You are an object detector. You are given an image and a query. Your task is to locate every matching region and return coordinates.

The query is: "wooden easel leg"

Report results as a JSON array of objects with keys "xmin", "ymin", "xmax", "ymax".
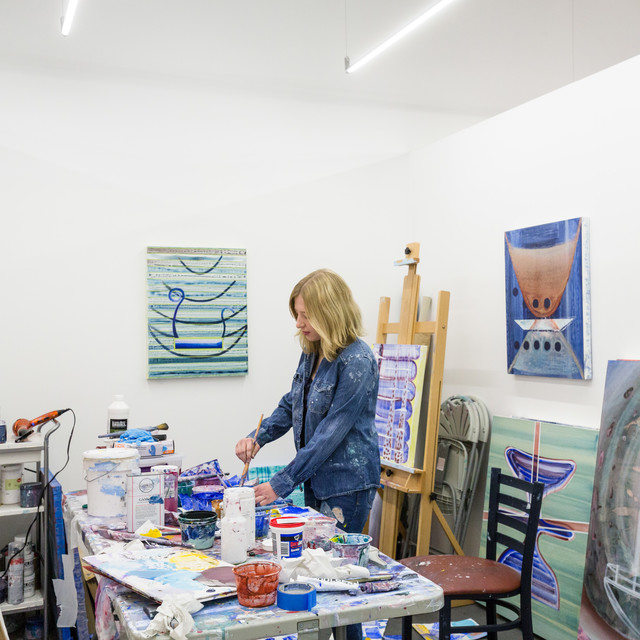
[{"xmin": 379, "ymin": 486, "xmax": 400, "ymax": 558}]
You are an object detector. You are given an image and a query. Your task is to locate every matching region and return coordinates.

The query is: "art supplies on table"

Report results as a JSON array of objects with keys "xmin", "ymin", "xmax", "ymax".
[{"xmin": 126, "ymin": 472, "xmax": 165, "ymax": 532}]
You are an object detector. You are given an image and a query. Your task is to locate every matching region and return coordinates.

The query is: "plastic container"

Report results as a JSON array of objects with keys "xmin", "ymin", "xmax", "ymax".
[
  {"xmin": 330, "ymin": 533, "xmax": 372, "ymax": 567},
  {"xmin": 83, "ymin": 449, "xmax": 140, "ymax": 517},
  {"xmin": 223, "ymin": 487, "xmax": 255, "ymax": 549},
  {"xmin": 221, "ymin": 514, "xmax": 248, "ymax": 564},
  {"xmin": 1, "ymin": 463, "xmax": 23, "ymax": 505},
  {"xmin": 150, "ymin": 465, "xmax": 179, "ymax": 514},
  {"xmin": 232, "ymin": 561, "xmax": 281, "ymax": 607},
  {"xmin": 108, "ymin": 395, "xmax": 129, "ymax": 433},
  {"xmin": 270, "ymin": 516, "xmax": 306, "ymax": 559},
  {"xmin": 7, "ymin": 541, "xmax": 24, "ymax": 605},
  {"xmin": 178, "ymin": 510, "xmax": 217, "ymax": 550},
  {"xmin": 20, "ymin": 482, "xmax": 42, "ymax": 508}
]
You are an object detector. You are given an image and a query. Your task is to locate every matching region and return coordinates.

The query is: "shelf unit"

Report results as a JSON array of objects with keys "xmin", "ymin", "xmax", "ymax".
[{"xmin": 0, "ymin": 440, "xmax": 50, "ymax": 631}]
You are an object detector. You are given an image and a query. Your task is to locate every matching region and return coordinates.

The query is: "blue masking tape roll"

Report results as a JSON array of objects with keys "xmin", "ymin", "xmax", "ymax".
[{"xmin": 276, "ymin": 583, "xmax": 317, "ymax": 611}]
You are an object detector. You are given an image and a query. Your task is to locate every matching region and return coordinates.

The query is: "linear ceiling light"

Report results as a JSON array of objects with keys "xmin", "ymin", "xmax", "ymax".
[
  {"xmin": 60, "ymin": 0, "xmax": 80, "ymax": 36},
  {"xmin": 345, "ymin": 0, "xmax": 458, "ymax": 74}
]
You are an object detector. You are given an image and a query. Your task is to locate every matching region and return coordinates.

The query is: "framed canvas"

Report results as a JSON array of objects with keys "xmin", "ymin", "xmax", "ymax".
[
  {"xmin": 147, "ymin": 247, "xmax": 247, "ymax": 379},
  {"xmin": 504, "ymin": 217, "xmax": 591, "ymax": 379},
  {"xmin": 579, "ymin": 360, "xmax": 640, "ymax": 640},
  {"xmin": 372, "ymin": 344, "xmax": 428, "ymax": 470},
  {"xmin": 484, "ymin": 416, "xmax": 597, "ymax": 639}
]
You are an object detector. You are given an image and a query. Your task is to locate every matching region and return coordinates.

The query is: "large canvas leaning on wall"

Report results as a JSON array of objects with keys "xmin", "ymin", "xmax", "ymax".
[
  {"xmin": 485, "ymin": 416, "xmax": 597, "ymax": 640},
  {"xmin": 372, "ymin": 344, "xmax": 428, "ymax": 470},
  {"xmin": 147, "ymin": 247, "xmax": 248, "ymax": 378},
  {"xmin": 578, "ymin": 360, "xmax": 640, "ymax": 640},
  {"xmin": 504, "ymin": 217, "xmax": 591, "ymax": 379}
]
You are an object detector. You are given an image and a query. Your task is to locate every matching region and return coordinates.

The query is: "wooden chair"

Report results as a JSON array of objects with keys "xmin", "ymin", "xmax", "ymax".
[{"xmin": 401, "ymin": 466, "xmax": 544, "ymax": 640}]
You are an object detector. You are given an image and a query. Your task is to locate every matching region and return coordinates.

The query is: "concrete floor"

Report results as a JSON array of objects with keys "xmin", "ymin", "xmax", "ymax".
[{"xmin": 383, "ymin": 602, "xmax": 544, "ymax": 639}]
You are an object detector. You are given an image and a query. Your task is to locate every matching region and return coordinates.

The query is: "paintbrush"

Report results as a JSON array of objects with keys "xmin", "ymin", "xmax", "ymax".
[
  {"xmin": 240, "ymin": 414, "xmax": 263, "ymax": 486},
  {"xmin": 98, "ymin": 423, "xmax": 169, "ymax": 438}
]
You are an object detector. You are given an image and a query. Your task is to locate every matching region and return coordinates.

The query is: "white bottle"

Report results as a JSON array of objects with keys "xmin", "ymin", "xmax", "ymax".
[
  {"xmin": 108, "ymin": 395, "xmax": 129, "ymax": 433},
  {"xmin": 220, "ymin": 514, "xmax": 248, "ymax": 564}
]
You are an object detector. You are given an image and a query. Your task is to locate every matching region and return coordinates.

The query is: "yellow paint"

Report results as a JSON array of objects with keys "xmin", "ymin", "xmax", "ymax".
[{"xmin": 168, "ymin": 552, "xmax": 220, "ymax": 571}]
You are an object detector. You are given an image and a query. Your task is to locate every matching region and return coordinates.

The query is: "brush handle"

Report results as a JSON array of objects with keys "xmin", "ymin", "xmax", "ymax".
[{"xmin": 240, "ymin": 414, "xmax": 263, "ymax": 485}]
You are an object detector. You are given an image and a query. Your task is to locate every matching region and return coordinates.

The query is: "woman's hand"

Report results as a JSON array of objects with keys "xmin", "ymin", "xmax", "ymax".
[
  {"xmin": 235, "ymin": 437, "xmax": 260, "ymax": 463},
  {"xmin": 254, "ymin": 482, "xmax": 278, "ymax": 506}
]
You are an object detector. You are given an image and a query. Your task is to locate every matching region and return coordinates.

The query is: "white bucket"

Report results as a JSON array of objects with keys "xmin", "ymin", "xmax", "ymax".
[
  {"xmin": 83, "ymin": 449, "xmax": 139, "ymax": 518},
  {"xmin": 1, "ymin": 464, "xmax": 23, "ymax": 505}
]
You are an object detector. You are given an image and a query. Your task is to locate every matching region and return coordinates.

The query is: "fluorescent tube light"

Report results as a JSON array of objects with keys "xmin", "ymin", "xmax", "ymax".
[
  {"xmin": 345, "ymin": 0, "xmax": 458, "ymax": 74},
  {"xmin": 61, "ymin": 0, "xmax": 80, "ymax": 36}
]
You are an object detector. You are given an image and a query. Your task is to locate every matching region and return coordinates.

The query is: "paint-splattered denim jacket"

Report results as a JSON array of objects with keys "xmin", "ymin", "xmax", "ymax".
[{"xmin": 254, "ymin": 338, "xmax": 381, "ymax": 501}]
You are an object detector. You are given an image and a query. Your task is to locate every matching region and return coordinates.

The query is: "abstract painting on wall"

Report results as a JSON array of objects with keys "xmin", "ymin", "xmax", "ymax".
[
  {"xmin": 578, "ymin": 360, "xmax": 640, "ymax": 640},
  {"xmin": 373, "ymin": 343, "xmax": 428, "ymax": 469},
  {"xmin": 484, "ymin": 416, "xmax": 597, "ymax": 640},
  {"xmin": 147, "ymin": 247, "xmax": 247, "ymax": 379},
  {"xmin": 504, "ymin": 217, "xmax": 591, "ymax": 379}
]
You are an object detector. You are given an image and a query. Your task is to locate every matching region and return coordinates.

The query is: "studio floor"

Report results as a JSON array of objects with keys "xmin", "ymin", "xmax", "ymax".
[{"xmin": 383, "ymin": 602, "xmax": 544, "ymax": 640}]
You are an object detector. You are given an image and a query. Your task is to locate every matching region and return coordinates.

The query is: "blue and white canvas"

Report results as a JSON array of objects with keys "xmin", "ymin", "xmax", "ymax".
[
  {"xmin": 147, "ymin": 247, "xmax": 247, "ymax": 378},
  {"xmin": 504, "ymin": 218, "xmax": 591, "ymax": 379}
]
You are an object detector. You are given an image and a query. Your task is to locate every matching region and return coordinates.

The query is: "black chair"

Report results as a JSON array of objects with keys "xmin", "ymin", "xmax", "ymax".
[{"xmin": 401, "ymin": 466, "xmax": 544, "ymax": 640}]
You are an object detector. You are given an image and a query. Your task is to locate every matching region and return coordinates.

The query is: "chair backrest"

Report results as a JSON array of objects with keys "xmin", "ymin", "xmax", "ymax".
[{"xmin": 485, "ymin": 466, "xmax": 544, "ymax": 586}]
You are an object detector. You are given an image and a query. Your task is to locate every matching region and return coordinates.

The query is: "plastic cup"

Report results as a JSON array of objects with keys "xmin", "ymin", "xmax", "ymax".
[{"xmin": 232, "ymin": 561, "xmax": 281, "ymax": 607}]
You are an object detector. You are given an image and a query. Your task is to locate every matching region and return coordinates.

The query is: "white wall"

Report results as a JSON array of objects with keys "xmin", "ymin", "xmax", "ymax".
[{"xmin": 3, "ymin": 52, "xmax": 640, "ymax": 540}]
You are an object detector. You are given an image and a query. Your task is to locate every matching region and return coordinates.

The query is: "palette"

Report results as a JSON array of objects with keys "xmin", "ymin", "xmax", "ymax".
[{"xmin": 82, "ymin": 547, "xmax": 237, "ymax": 603}]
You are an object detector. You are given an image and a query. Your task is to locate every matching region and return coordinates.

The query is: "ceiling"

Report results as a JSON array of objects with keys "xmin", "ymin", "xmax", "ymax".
[{"xmin": 1, "ymin": 1, "xmax": 640, "ymax": 209}]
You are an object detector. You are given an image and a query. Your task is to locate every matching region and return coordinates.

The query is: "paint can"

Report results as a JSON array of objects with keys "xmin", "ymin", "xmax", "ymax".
[
  {"xmin": 270, "ymin": 516, "xmax": 306, "ymax": 559},
  {"xmin": 83, "ymin": 449, "xmax": 140, "ymax": 518},
  {"xmin": 24, "ymin": 615, "xmax": 43, "ymax": 640},
  {"xmin": 303, "ymin": 515, "xmax": 337, "ymax": 551},
  {"xmin": 232, "ymin": 561, "xmax": 281, "ymax": 607},
  {"xmin": 7, "ymin": 541, "xmax": 24, "ymax": 605},
  {"xmin": 22, "ymin": 541, "xmax": 34, "ymax": 577},
  {"xmin": 1, "ymin": 463, "xmax": 23, "ymax": 505},
  {"xmin": 330, "ymin": 533, "xmax": 372, "ymax": 567},
  {"xmin": 0, "ymin": 420, "xmax": 6, "ymax": 444},
  {"xmin": 178, "ymin": 510, "xmax": 217, "ymax": 550},
  {"xmin": 223, "ymin": 487, "xmax": 255, "ymax": 549},
  {"xmin": 20, "ymin": 482, "xmax": 42, "ymax": 508},
  {"xmin": 150, "ymin": 464, "xmax": 179, "ymax": 514}
]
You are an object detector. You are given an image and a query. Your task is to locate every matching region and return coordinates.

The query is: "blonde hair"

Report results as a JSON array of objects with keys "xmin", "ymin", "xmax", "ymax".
[{"xmin": 289, "ymin": 269, "xmax": 364, "ymax": 361}]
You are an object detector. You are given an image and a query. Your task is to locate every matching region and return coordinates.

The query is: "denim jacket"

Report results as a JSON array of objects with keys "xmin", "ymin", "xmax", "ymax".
[{"xmin": 253, "ymin": 338, "xmax": 381, "ymax": 501}]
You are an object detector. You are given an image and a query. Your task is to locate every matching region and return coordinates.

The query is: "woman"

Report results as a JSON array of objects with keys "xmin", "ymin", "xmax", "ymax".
[{"xmin": 235, "ymin": 268, "xmax": 380, "ymax": 534}]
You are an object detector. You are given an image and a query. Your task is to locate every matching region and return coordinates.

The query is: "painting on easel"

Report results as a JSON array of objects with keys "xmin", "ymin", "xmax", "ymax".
[
  {"xmin": 504, "ymin": 217, "xmax": 591, "ymax": 379},
  {"xmin": 484, "ymin": 416, "xmax": 597, "ymax": 640},
  {"xmin": 579, "ymin": 360, "xmax": 640, "ymax": 640},
  {"xmin": 373, "ymin": 343, "xmax": 428, "ymax": 469},
  {"xmin": 147, "ymin": 247, "xmax": 248, "ymax": 379}
]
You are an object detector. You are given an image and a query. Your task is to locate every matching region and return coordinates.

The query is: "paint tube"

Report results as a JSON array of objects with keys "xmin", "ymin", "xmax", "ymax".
[{"xmin": 296, "ymin": 575, "xmax": 358, "ymax": 594}]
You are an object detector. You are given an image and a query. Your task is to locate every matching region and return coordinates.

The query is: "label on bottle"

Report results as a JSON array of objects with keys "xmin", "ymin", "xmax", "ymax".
[{"xmin": 109, "ymin": 418, "xmax": 128, "ymax": 433}]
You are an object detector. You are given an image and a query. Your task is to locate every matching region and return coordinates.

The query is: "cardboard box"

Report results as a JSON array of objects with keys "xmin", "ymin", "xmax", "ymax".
[
  {"xmin": 126, "ymin": 473, "xmax": 165, "ymax": 532},
  {"xmin": 115, "ymin": 440, "xmax": 175, "ymax": 457}
]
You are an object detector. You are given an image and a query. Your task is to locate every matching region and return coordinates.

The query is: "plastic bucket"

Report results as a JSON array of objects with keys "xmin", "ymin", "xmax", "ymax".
[
  {"xmin": 303, "ymin": 515, "xmax": 337, "ymax": 551},
  {"xmin": 270, "ymin": 516, "xmax": 306, "ymax": 559},
  {"xmin": 330, "ymin": 533, "xmax": 372, "ymax": 567},
  {"xmin": 83, "ymin": 449, "xmax": 139, "ymax": 518},
  {"xmin": 178, "ymin": 510, "xmax": 217, "ymax": 550},
  {"xmin": 232, "ymin": 561, "xmax": 281, "ymax": 607},
  {"xmin": 1, "ymin": 464, "xmax": 23, "ymax": 505}
]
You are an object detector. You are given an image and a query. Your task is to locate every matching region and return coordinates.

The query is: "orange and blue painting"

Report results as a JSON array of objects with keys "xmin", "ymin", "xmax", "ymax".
[
  {"xmin": 504, "ymin": 217, "xmax": 591, "ymax": 379},
  {"xmin": 484, "ymin": 416, "xmax": 597, "ymax": 640},
  {"xmin": 579, "ymin": 360, "xmax": 640, "ymax": 640},
  {"xmin": 147, "ymin": 247, "xmax": 247, "ymax": 378}
]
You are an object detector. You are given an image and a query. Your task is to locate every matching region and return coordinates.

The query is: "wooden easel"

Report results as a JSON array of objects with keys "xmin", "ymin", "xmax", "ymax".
[{"xmin": 376, "ymin": 243, "xmax": 461, "ymax": 558}]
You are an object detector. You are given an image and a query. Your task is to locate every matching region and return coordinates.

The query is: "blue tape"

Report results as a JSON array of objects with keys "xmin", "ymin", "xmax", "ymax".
[{"xmin": 276, "ymin": 583, "xmax": 317, "ymax": 611}]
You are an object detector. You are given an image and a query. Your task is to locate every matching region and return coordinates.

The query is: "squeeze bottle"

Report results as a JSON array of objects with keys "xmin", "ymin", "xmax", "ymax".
[{"xmin": 108, "ymin": 395, "xmax": 129, "ymax": 433}]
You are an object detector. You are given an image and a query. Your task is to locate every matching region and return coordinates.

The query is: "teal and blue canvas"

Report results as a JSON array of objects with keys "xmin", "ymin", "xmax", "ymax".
[
  {"xmin": 147, "ymin": 247, "xmax": 247, "ymax": 378},
  {"xmin": 504, "ymin": 217, "xmax": 591, "ymax": 379},
  {"xmin": 484, "ymin": 416, "xmax": 597, "ymax": 640},
  {"xmin": 579, "ymin": 360, "xmax": 640, "ymax": 640}
]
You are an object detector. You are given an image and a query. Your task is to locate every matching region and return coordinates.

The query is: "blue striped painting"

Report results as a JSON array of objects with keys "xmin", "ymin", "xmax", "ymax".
[
  {"xmin": 147, "ymin": 247, "xmax": 247, "ymax": 378},
  {"xmin": 505, "ymin": 217, "xmax": 591, "ymax": 379}
]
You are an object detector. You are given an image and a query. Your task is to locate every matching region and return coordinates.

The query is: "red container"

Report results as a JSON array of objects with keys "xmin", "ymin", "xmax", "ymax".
[{"xmin": 232, "ymin": 561, "xmax": 281, "ymax": 607}]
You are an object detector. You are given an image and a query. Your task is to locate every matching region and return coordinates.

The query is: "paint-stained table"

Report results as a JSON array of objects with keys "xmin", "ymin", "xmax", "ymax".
[{"xmin": 63, "ymin": 491, "xmax": 443, "ymax": 640}]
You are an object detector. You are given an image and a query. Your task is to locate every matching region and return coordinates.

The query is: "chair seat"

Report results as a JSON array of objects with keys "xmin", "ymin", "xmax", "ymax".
[{"xmin": 401, "ymin": 555, "xmax": 522, "ymax": 597}]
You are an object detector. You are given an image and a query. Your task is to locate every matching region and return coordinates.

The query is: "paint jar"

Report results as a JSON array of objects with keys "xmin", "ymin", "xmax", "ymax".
[
  {"xmin": 1, "ymin": 463, "xmax": 23, "ymax": 505},
  {"xmin": 20, "ymin": 482, "xmax": 42, "ymax": 508},
  {"xmin": 221, "ymin": 514, "xmax": 248, "ymax": 564},
  {"xmin": 223, "ymin": 486, "xmax": 255, "ymax": 549},
  {"xmin": 330, "ymin": 533, "xmax": 372, "ymax": 567},
  {"xmin": 232, "ymin": 561, "xmax": 281, "ymax": 607},
  {"xmin": 25, "ymin": 615, "xmax": 43, "ymax": 640},
  {"xmin": 7, "ymin": 541, "xmax": 24, "ymax": 605},
  {"xmin": 83, "ymin": 448, "xmax": 140, "ymax": 518},
  {"xmin": 270, "ymin": 516, "xmax": 306, "ymax": 559},
  {"xmin": 0, "ymin": 420, "xmax": 6, "ymax": 444},
  {"xmin": 150, "ymin": 465, "xmax": 180, "ymax": 515},
  {"xmin": 303, "ymin": 516, "xmax": 337, "ymax": 551},
  {"xmin": 0, "ymin": 576, "xmax": 7, "ymax": 603},
  {"xmin": 178, "ymin": 510, "xmax": 217, "ymax": 550},
  {"xmin": 22, "ymin": 541, "xmax": 34, "ymax": 578},
  {"xmin": 255, "ymin": 511, "xmax": 271, "ymax": 538}
]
